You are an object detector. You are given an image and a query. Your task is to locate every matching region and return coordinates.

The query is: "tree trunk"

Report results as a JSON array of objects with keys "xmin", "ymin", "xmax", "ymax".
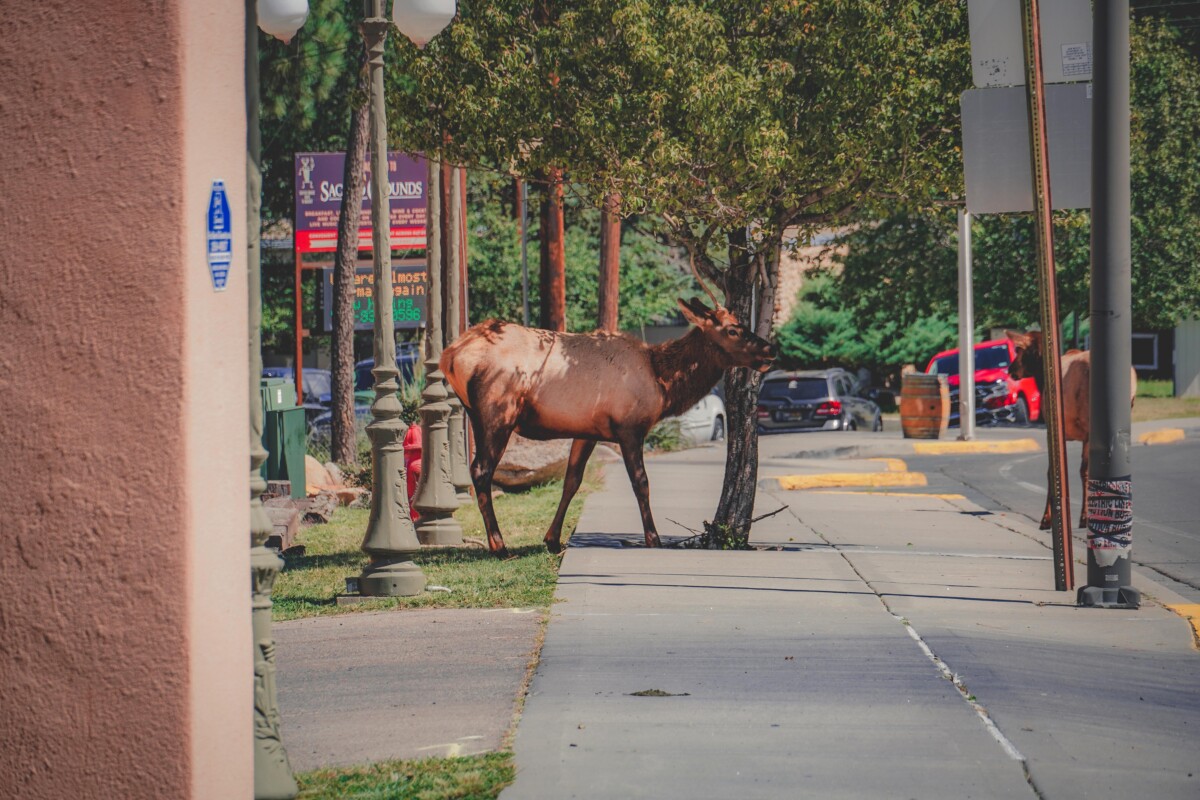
[
  {"xmin": 539, "ymin": 167, "xmax": 567, "ymax": 331},
  {"xmin": 598, "ymin": 192, "xmax": 621, "ymax": 332},
  {"xmin": 711, "ymin": 229, "xmax": 781, "ymax": 546},
  {"xmin": 330, "ymin": 52, "xmax": 369, "ymax": 467}
]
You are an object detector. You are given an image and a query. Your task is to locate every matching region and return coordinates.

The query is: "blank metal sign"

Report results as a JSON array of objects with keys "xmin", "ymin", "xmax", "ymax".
[{"xmin": 961, "ymin": 82, "xmax": 1092, "ymax": 214}]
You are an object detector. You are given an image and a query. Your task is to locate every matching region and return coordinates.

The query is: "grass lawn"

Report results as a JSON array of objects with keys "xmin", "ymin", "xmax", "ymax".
[
  {"xmin": 273, "ymin": 467, "xmax": 602, "ymax": 622},
  {"xmin": 278, "ymin": 468, "xmax": 601, "ymax": 799},
  {"xmin": 296, "ymin": 753, "xmax": 514, "ymax": 800}
]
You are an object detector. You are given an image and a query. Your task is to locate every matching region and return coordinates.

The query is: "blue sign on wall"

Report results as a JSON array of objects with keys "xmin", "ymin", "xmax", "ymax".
[{"xmin": 207, "ymin": 180, "xmax": 232, "ymax": 291}]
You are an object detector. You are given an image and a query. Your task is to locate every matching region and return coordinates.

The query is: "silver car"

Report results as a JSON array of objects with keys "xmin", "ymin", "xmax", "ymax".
[{"xmin": 756, "ymin": 368, "xmax": 883, "ymax": 433}]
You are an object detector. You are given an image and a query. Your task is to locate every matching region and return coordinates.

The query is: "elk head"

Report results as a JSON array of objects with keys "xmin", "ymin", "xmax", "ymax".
[
  {"xmin": 678, "ymin": 297, "xmax": 776, "ymax": 372},
  {"xmin": 1006, "ymin": 329, "xmax": 1044, "ymax": 384}
]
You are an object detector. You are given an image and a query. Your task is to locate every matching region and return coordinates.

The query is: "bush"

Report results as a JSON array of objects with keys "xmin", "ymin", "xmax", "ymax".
[{"xmin": 644, "ymin": 418, "xmax": 685, "ymax": 452}]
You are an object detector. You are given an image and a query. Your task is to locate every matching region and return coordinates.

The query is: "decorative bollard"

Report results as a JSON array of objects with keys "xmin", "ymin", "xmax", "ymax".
[{"xmin": 413, "ymin": 359, "xmax": 465, "ymax": 546}]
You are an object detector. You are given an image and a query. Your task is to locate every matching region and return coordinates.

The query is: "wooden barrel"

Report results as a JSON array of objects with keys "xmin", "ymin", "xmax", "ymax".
[{"xmin": 900, "ymin": 373, "xmax": 949, "ymax": 439}]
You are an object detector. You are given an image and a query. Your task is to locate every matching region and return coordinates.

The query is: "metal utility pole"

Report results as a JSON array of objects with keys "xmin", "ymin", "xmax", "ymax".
[
  {"xmin": 1079, "ymin": 0, "xmax": 1138, "ymax": 609},
  {"xmin": 1022, "ymin": 0, "xmax": 1074, "ymax": 591},
  {"xmin": 957, "ymin": 208, "xmax": 976, "ymax": 441}
]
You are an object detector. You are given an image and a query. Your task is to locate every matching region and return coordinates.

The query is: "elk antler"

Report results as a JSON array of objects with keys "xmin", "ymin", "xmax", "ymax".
[{"xmin": 688, "ymin": 251, "xmax": 721, "ymax": 309}]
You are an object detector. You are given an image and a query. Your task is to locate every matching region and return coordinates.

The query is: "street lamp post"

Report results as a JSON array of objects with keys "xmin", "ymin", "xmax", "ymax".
[
  {"xmin": 386, "ymin": 0, "xmax": 463, "ymax": 541},
  {"xmin": 248, "ymin": 1, "xmax": 308, "ymax": 797},
  {"xmin": 353, "ymin": 0, "xmax": 426, "ymax": 597}
]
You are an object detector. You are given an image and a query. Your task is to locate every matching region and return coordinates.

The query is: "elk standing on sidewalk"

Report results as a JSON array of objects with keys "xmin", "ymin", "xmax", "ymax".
[{"xmin": 442, "ymin": 298, "xmax": 776, "ymax": 557}]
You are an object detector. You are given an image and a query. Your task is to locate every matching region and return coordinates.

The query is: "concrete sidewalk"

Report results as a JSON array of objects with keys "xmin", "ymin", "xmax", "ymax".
[{"xmin": 502, "ymin": 441, "xmax": 1200, "ymax": 799}]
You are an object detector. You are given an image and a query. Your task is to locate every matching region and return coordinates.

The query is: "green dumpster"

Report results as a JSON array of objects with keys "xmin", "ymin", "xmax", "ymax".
[{"xmin": 260, "ymin": 377, "xmax": 306, "ymax": 499}]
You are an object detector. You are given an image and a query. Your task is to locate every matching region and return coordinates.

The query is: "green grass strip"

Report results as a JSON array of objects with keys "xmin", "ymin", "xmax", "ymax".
[{"xmin": 296, "ymin": 752, "xmax": 514, "ymax": 800}]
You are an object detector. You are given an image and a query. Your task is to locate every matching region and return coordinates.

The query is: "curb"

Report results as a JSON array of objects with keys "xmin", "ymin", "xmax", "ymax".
[
  {"xmin": 769, "ymin": 471, "xmax": 928, "ymax": 491},
  {"xmin": 909, "ymin": 438, "xmax": 1041, "ymax": 455},
  {"xmin": 1137, "ymin": 428, "xmax": 1185, "ymax": 446}
]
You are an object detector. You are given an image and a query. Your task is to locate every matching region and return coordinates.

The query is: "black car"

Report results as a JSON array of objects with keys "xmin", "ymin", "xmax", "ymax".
[{"xmin": 756, "ymin": 368, "xmax": 883, "ymax": 433}]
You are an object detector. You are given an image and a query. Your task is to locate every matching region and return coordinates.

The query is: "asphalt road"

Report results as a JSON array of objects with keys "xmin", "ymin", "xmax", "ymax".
[{"xmin": 907, "ymin": 432, "xmax": 1200, "ymax": 604}]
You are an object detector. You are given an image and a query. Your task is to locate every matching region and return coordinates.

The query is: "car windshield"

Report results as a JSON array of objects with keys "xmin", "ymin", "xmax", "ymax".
[
  {"xmin": 929, "ymin": 344, "xmax": 1011, "ymax": 375},
  {"xmin": 761, "ymin": 378, "xmax": 828, "ymax": 402},
  {"xmin": 355, "ymin": 359, "xmax": 416, "ymax": 391},
  {"xmin": 303, "ymin": 372, "xmax": 331, "ymax": 397}
]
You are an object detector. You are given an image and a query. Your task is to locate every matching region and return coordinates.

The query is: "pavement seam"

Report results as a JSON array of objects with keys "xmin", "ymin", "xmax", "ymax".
[{"xmin": 766, "ymin": 486, "xmax": 1047, "ymax": 799}]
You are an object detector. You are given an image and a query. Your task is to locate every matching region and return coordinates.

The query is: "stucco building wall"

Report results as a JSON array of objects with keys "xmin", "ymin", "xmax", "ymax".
[{"xmin": 0, "ymin": 2, "xmax": 253, "ymax": 797}]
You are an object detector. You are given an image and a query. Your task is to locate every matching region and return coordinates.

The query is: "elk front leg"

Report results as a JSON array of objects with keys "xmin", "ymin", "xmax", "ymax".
[
  {"xmin": 469, "ymin": 418, "xmax": 515, "ymax": 558},
  {"xmin": 618, "ymin": 435, "xmax": 661, "ymax": 548},
  {"xmin": 544, "ymin": 438, "xmax": 596, "ymax": 554}
]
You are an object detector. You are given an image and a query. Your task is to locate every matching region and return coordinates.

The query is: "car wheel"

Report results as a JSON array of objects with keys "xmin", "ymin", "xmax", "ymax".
[
  {"xmin": 872, "ymin": 414, "xmax": 883, "ymax": 432},
  {"xmin": 1012, "ymin": 397, "xmax": 1029, "ymax": 426},
  {"xmin": 711, "ymin": 415, "xmax": 725, "ymax": 442},
  {"xmin": 844, "ymin": 416, "xmax": 857, "ymax": 432}
]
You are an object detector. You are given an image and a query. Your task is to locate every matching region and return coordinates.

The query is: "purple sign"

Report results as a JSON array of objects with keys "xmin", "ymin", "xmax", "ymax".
[{"xmin": 294, "ymin": 152, "xmax": 427, "ymax": 254}]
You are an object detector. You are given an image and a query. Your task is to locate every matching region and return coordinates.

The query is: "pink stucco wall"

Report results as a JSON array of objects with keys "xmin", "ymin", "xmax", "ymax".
[{"xmin": 0, "ymin": 2, "xmax": 253, "ymax": 797}]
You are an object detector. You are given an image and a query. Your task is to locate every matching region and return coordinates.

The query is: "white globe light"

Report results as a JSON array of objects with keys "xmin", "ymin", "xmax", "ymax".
[
  {"xmin": 392, "ymin": 0, "xmax": 456, "ymax": 49},
  {"xmin": 257, "ymin": 0, "xmax": 310, "ymax": 44}
]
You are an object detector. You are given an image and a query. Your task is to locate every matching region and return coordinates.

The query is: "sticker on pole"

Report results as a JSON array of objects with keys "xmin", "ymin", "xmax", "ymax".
[
  {"xmin": 1086, "ymin": 477, "xmax": 1133, "ymax": 557},
  {"xmin": 206, "ymin": 180, "xmax": 233, "ymax": 291}
]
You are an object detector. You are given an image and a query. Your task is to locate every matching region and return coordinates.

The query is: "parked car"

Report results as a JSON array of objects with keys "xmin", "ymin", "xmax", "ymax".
[
  {"xmin": 924, "ymin": 339, "xmax": 1041, "ymax": 426},
  {"xmin": 672, "ymin": 388, "xmax": 726, "ymax": 444},
  {"xmin": 756, "ymin": 368, "xmax": 883, "ymax": 433}
]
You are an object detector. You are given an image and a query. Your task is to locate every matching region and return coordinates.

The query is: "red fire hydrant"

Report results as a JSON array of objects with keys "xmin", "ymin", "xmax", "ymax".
[{"xmin": 403, "ymin": 424, "xmax": 422, "ymax": 522}]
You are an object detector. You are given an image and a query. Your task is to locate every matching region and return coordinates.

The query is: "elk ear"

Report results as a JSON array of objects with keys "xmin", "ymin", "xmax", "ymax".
[
  {"xmin": 677, "ymin": 297, "xmax": 711, "ymax": 327},
  {"xmin": 1006, "ymin": 329, "xmax": 1030, "ymax": 348}
]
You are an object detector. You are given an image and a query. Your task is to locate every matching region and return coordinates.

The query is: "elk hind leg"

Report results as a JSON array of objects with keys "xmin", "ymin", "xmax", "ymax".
[
  {"xmin": 468, "ymin": 416, "xmax": 516, "ymax": 558},
  {"xmin": 618, "ymin": 434, "xmax": 661, "ymax": 548},
  {"xmin": 544, "ymin": 438, "xmax": 596, "ymax": 554}
]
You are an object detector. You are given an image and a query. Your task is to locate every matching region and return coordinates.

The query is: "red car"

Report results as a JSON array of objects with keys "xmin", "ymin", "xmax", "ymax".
[{"xmin": 924, "ymin": 339, "xmax": 1041, "ymax": 425}]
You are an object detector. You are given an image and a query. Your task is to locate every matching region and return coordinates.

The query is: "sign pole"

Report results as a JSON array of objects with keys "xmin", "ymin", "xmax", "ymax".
[
  {"xmin": 1078, "ymin": 0, "xmax": 1138, "ymax": 609},
  {"xmin": 957, "ymin": 208, "xmax": 976, "ymax": 441},
  {"xmin": 1022, "ymin": 0, "xmax": 1074, "ymax": 591}
]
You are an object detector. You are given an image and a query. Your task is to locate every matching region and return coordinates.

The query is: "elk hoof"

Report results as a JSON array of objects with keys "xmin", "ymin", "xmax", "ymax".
[
  {"xmin": 1039, "ymin": 517, "xmax": 1052, "ymax": 531},
  {"xmin": 545, "ymin": 539, "xmax": 562, "ymax": 554},
  {"xmin": 492, "ymin": 547, "xmax": 511, "ymax": 560}
]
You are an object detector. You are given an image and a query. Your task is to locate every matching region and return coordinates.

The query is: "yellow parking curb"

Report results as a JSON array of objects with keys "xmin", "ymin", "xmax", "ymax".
[
  {"xmin": 1165, "ymin": 604, "xmax": 1200, "ymax": 649},
  {"xmin": 910, "ymin": 438, "xmax": 1041, "ymax": 455},
  {"xmin": 776, "ymin": 472, "xmax": 928, "ymax": 490},
  {"xmin": 811, "ymin": 490, "xmax": 965, "ymax": 500},
  {"xmin": 1138, "ymin": 428, "xmax": 1185, "ymax": 446},
  {"xmin": 869, "ymin": 458, "xmax": 909, "ymax": 472}
]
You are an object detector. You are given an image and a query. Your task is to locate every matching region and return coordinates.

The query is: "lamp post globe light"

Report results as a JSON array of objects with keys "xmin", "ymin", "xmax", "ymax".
[
  {"xmin": 392, "ymin": 0, "xmax": 457, "ymax": 49},
  {"xmin": 248, "ymin": 2, "xmax": 307, "ymax": 797},
  {"xmin": 257, "ymin": 0, "xmax": 309, "ymax": 43}
]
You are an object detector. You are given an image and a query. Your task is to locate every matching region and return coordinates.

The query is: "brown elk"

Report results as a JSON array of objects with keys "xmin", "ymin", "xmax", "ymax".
[
  {"xmin": 440, "ymin": 298, "xmax": 776, "ymax": 557},
  {"xmin": 1006, "ymin": 330, "xmax": 1136, "ymax": 530}
]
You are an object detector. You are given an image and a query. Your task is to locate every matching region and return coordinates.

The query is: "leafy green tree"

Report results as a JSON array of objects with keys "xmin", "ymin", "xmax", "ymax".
[
  {"xmin": 465, "ymin": 172, "xmax": 690, "ymax": 331},
  {"xmin": 792, "ymin": 16, "xmax": 1200, "ymax": 363}
]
